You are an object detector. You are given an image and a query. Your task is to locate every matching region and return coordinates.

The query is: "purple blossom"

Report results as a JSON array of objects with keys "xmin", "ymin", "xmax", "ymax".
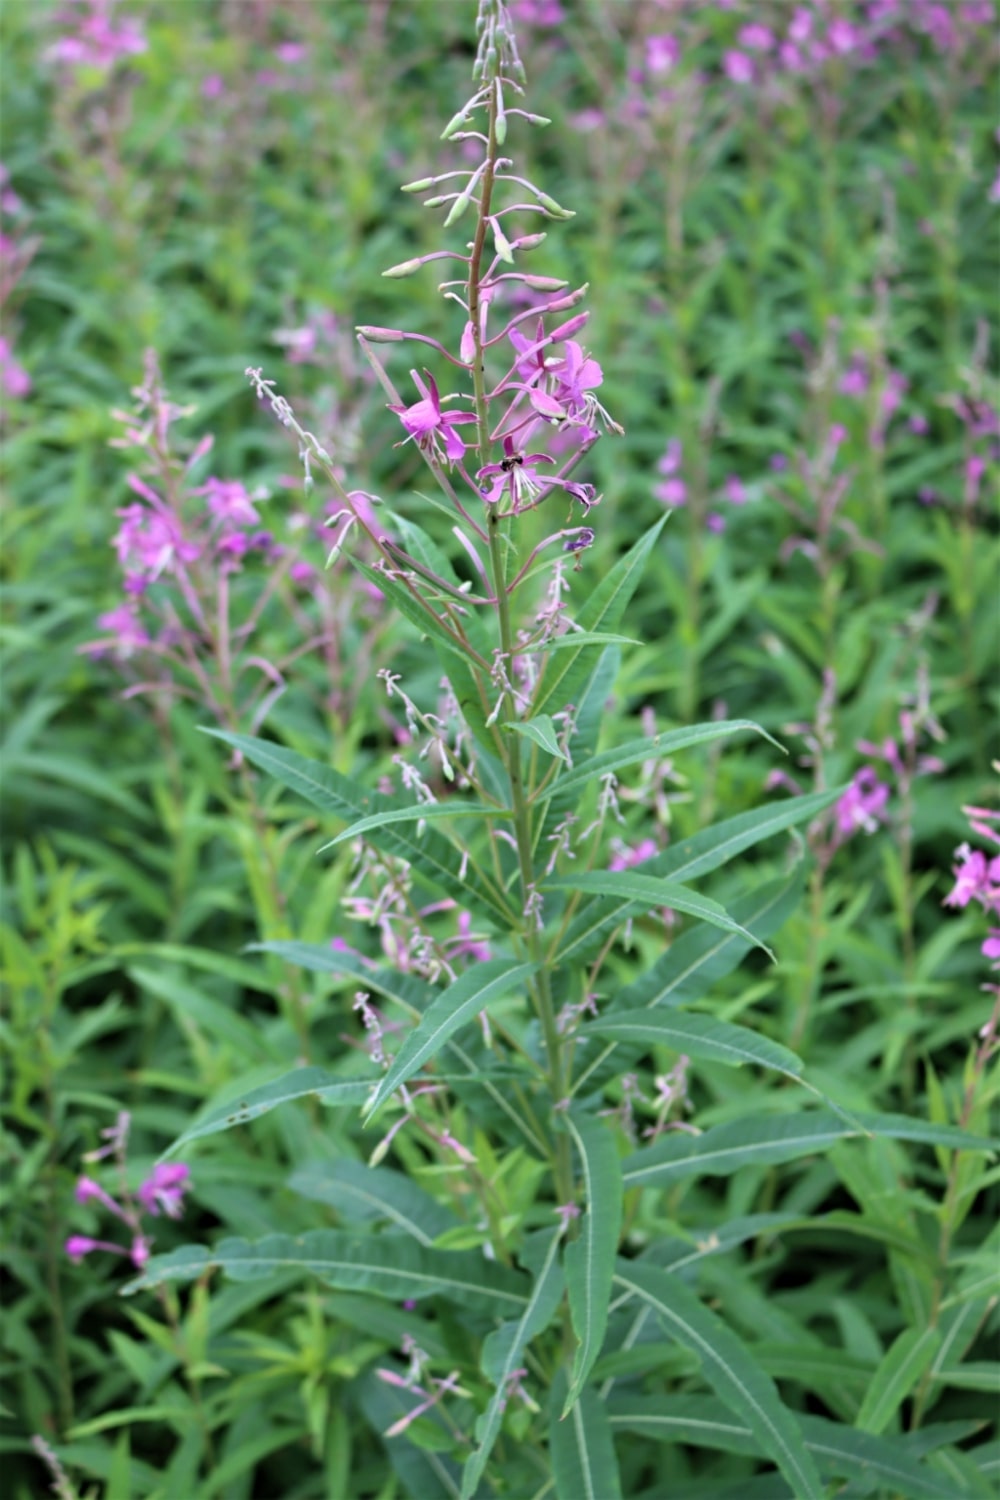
[
  {"xmin": 45, "ymin": 0, "xmax": 147, "ymax": 73},
  {"xmin": 113, "ymin": 500, "xmax": 200, "ymax": 583},
  {"xmin": 738, "ymin": 23, "xmax": 775, "ymax": 51},
  {"xmin": 724, "ymin": 475, "xmax": 748, "ymax": 506},
  {"xmin": 834, "ymin": 768, "xmax": 890, "ymax": 839},
  {"xmin": 137, "ymin": 1162, "xmax": 191, "ymax": 1218},
  {"xmin": 944, "ymin": 848, "xmax": 1000, "ymax": 911},
  {"xmin": 723, "ymin": 50, "xmax": 755, "ymax": 84},
  {"xmin": 549, "ymin": 341, "xmax": 603, "ymax": 418},
  {"xmin": 646, "ymin": 34, "xmax": 681, "ymax": 74},
  {"xmin": 389, "ymin": 368, "xmax": 477, "ymax": 464},
  {"xmin": 609, "ymin": 837, "xmax": 658, "ymax": 872},
  {"xmin": 0, "ymin": 336, "xmax": 30, "ymax": 398},
  {"xmin": 195, "ymin": 477, "xmax": 261, "ymax": 529},
  {"xmin": 476, "ymin": 433, "xmax": 554, "ymax": 505},
  {"xmin": 80, "ymin": 603, "xmax": 150, "ymax": 660}
]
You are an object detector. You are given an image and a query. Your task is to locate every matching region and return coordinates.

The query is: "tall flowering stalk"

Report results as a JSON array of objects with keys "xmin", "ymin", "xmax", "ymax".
[{"xmin": 116, "ymin": 6, "xmax": 995, "ymax": 1494}]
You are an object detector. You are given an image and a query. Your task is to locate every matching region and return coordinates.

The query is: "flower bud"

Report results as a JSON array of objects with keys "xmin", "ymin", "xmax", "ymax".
[
  {"xmin": 441, "ymin": 109, "xmax": 471, "ymax": 139},
  {"xmin": 400, "ymin": 177, "xmax": 436, "ymax": 193},
  {"xmin": 550, "ymin": 311, "xmax": 590, "ymax": 340},
  {"xmin": 356, "ymin": 326, "xmax": 405, "ymax": 342},
  {"xmin": 534, "ymin": 191, "xmax": 575, "ymax": 219},
  {"xmin": 382, "ymin": 259, "xmax": 423, "ymax": 279}
]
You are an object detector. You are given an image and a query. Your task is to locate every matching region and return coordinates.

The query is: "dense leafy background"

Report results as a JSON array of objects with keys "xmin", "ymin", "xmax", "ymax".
[{"xmin": 2, "ymin": 1, "xmax": 997, "ymax": 1497}]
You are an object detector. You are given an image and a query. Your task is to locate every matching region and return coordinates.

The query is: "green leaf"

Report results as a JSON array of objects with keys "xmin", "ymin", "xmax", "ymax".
[
  {"xmin": 289, "ymin": 1160, "xmax": 458, "ymax": 1247},
  {"xmin": 614, "ymin": 876, "xmax": 802, "ymax": 1013},
  {"xmin": 521, "ymin": 631, "xmax": 641, "ymax": 652},
  {"xmin": 555, "ymin": 787, "xmax": 841, "ymax": 965},
  {"xmin": 563, "ymin": 1113, "xmax": 623, "ymax": 1415},
  {"xmin": 856, "ymin": 1326, "xmax": 943, "ymax": 1434},
  {"xmin": 460, "ymin": 1230, "xmax": 564, "ymax": 1500},
  {"xmin": 624, "ymin": 1110, "xmax": 996, "ymax": 1190},
  {"xmin": 362, "ymin": 960, "xmax": 539, "ymax": 1122},
  {"xmin": 533, "ymin": 517, "xmax": 667, "ymax": 719},
  {"xmin": 162, "ymin": 1068, "xmax": 371, "ymax": 1156},
  {"xmin": 608, "ymin": 1397, "xmax": 960, "ymax": 1497},
  {"xmin": 503, "ymin": 714, "xmax": 568, "ymax": 762},
  {"xmin": 540, "ymin": 719, "xmax": 782, "ymax": 808},
  {"xmin": 125, "ymin": 1230, "xmax": 529, "ymax": 1314},
  {"xmin": 319, "ymin": 799, "xmax": 505, "ymax": 850},
  {"xmin": 583, "ymin": 1009, "xmax": 803, "ymax": 1082},
  {"xmin": 614, "ymin": 1262, "xmax": 824, "ymax": 1500},
  {"xmin": 206, "ymin": 730, "xmax": 513, "ymax": 923},
  {"xmin": 546, "ymin": 871, "xmax": 774, "ymax": 957},
  {"xmin": 550, "ymin": 1375, "xmax": 623, "ymax": 1500}
]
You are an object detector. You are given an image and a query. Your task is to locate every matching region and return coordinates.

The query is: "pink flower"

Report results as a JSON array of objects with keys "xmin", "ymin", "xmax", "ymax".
[
  {"xmin": 724, "ymin": 475, "xmax": 748, "ymax": 505},
  {"xmin": 80, "ymin": 603, "xmax": 151, "ymax": 660},
  {"xmin": 738, "ymin": 23, "xmax": 775, "ymax": 51},
  {"xmin": 944, "ymin": 847, "xmax": 1000, "ymax": 911},
  {"xmin": 549, "ymin": 341, "xmax": 603, "ymax": 418},
  {"xmin": 654, "ymin": 478, "xmax": 687, "ymax": 507},
  {"xmin": 137, "ymin": 1162, "xmax": 191, "ymax": 1218},
  {"xmin": 723, "ymin": 50, "xmax": 754, "ymax": 84},
  {"xmin": 646, "ymin": 34, "xmax": 681, "ymax": 74},
  {"xmin": 610, "ymin": 838, "xmax": 658, "ymax": 872},
  {"xmin": 834, "ymin": 768, "xmax": 890, "ymax": 839},
  {"xmin": 195, "ymin": 476, "xmax": 260, "ymax": 529},
  {"xmin": 113, "ymin": 501, "xmax": 200, "ymax": 582},
  {"xmin": 982, "ymin": 930, "xmax": 1000, "ymax": 962},
  {"xmin": 389, "ymin": 369, "xmax": 477, "ymax": 464}
]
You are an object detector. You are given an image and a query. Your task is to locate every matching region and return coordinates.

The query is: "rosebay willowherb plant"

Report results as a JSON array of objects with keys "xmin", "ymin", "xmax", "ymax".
[{"xmin": 122, "ymin": 5, "xmax": 996, "ymax": 1495}]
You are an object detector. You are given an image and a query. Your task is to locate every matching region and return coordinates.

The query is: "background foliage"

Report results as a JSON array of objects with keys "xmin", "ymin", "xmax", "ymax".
[{"xmin": 2, "ymin": 1, "xmax": 998, "ymax": 1497}]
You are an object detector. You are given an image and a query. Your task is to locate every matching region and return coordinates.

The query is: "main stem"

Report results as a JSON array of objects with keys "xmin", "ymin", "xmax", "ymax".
[{"xmin": 469, "ymin": 80, "xmax": 573, "ymax": 1207}]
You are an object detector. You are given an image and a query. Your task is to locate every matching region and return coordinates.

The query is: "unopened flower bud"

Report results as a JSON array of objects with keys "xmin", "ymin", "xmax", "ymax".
[
  {"xmin": 550, "ymin": 311, "xmax": 590, "ymax": 340},
  {"xmin": 492, "ymin": 221, "xmax": 514, "ymax": 264},
  {"xmin": 520, "ymin": 275, "xmax": 569, "ymax": 290},
  {"xmin": 511, "ymin": 232, "xmax": 547, "ymax": 251},
  {"xmin": 356, "ymin": 326, "xmax": 405, "ymax": 342},
  {"xmin": 444, "ymin": 191, "xmax": 474, "ymax": 227},
  {"xmin": 383, "ymin": 259, "xmax": 423, "ymax": 279},
  {"xmin": 400, "ymin": 177, "xmax": 437, "ymax": 193},
  {"xmin": 534, "ymin": 191, "xmax": 575, "ymax": 219},
  {"xmin": 441, "ymin": 109, "xmax": 472, "ymax": 139}
]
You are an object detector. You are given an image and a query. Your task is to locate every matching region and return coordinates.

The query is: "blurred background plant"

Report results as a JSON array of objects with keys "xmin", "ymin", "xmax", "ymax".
[{"xmin": 1, "ymin": 0, "xmax": 997, "ymax": 1496}]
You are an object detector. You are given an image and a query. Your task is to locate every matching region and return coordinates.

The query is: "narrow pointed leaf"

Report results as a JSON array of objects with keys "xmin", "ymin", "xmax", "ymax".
[
  {"xmin": 162, "ymin": 1069, "xmax": 372, "ymax": 1156},
  {"xmin": 555, "ymin": 787, "xmax": 842, "ymax": 966},
  {"xmin": 460, "ymin": 1230, "xmax": 564, "ymax": 1500},
  {"xmin": 533, "ymin": 517, "xmax": 666, "ymax": 719},
  {"xmin": 289, "ymin": 1160, "xmax": 457, "ymax": 1246},
  {"xmin": 613, "ymin": 1261, "xmax": 824, "ymax": 1500},
  {"xmin": 608, "ymin": 1397, "xmax": 960, "ymax": 1498},
  {"xmin": 541, "ymin": 719, "xmax": 782, "ymax": 807},
  {"xmin": 363, "ymin": 960, "xmax": 539, "ymax": 1121},
  {"xmin": 504, "ymin": 714, "xmax": 568, "ymax": 761},
  {"xmin": 206, "ymin": 730, "xmax": 512, "ymax": 923},
  {"xmin": 856, "ymin": 1326, "xmax": 943, "ymax": 1434},
  {"xmin": 550, "ymin": 1375, "xmax": 623, "ymax": 1500},
  {"xmin": 320, "ymin": 799, "xmax": 504, "ymax": 850},
  {"xmin": 563, "ymin": 1113, "xmax": 623, "ymax": 1414},
  {"xmin": 583, "ymin": 1010, "xmax": 803, "ymax": 1082},
  {"xmin": 624, "ymin": 1110, "xmax": 997, "ymax": 1191},
  {"xmin": 546, "ymin": 871, "xmax": 774, "ymax": 957},
  {"xmin": 125, "ymin": 1230, "xmax": 529, "ymax": 1314}
]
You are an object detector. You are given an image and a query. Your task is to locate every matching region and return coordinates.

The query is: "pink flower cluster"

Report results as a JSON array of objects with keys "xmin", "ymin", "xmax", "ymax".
[
  {"xmin": 65, "ymin": 1112, "xmax": 191, "ymax": 1271},
  {"xmin": 0, "ymin": 164, "xmax": 34, "ymax": 406},
  {"xmin": 945, "ymin": 806, "xmax": 1000, "ymax": 965},
  {"xmin": 44, "ymin": 0, "xmax": 147, "ymax": 75},
  {"xmin": 652, "ymin": 440, "xmax": 751, "ymax": 532}
]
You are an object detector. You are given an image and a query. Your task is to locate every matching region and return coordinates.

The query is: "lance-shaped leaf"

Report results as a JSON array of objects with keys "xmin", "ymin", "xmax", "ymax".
[
  {"xmin": 554, "ymin": 786, "xmax": 842, "ymax": 966},
  {"xmin": 503, "ymin": 714, "xmax": 568, "ymax": 762},
  {"xmin": 582, "ymin": 1009, "xmax": 804, "ymax": 1083},
  {"xmin": 362, "ymin": 960, "xmax": 539, "ymax": 1122},
  {"xmin": 608, "ymin": 1396, "xmax": 960, "ymax": 1498},
  {"xmin": 290, "ymin": 1160, "xmax": 458, "ymax": 1247},
  {"xmin": 613, "ymin": 1261, "xmax": 824, "ymax": 1500},
  {"xmin": 320, "ymin": 799, "xmax": 506, "ymax": 851},
  {"xmin": 539, "ymin": 719, "xmax": 782, "ymax": 809},
  {"xmin": 624, "ymin": 1109, "xmax": 997, "ymax": 1191},
  {"xmin": 856, "ymin": 1326, "xmax": 943, "ymax": 1434},
  {"xmin": 162, "ymin": 1068, "xmax": 372, "ymax": 1157},
  {"xmin": 460, "ymin": 1230, "xmax": 564, "ymax": 1500},
  {"xmin": 563, "ymin": 1113, "xmax": 623, "ymax": 1415},
  {"xmin": 546, "ymin": 871, "xmax": 774, "ymax": 957},
  {"xmin": 207, "ymin": 731, "xmax": 513, "ymax": 924},
  {"xmin": 533, "ymin": 517, "xmax": 666, "ymax": 720},
  {"xmin": 124, "ymin": 1229, "xmax": 529, "ymax": 1315},
  {"xmin": 550, "ymin": 1373, "xmax": 623, "ymax": 1500}
]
